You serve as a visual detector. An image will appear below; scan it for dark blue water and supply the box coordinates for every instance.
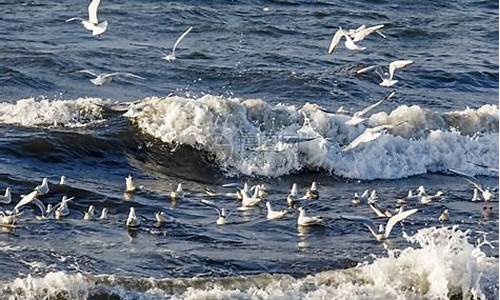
[0,1,498,299]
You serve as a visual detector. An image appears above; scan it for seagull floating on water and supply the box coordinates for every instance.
[83,205,96,221]
[73,70,144,86]
[170,183,184,200]
[305,182,319,200]
[266,202,287,220]
[99,208,108,220]
[155,211,168,224]
[343,208,418,241]
[201,199,230,225]
[126,207,140,228]
[54,196,74,220]
[0,187,12,204]
[297,207,323,226]
[131,26,193,62]
[59,176,66,185]
[65,0,108,36]
[35,178,49,196]
[438,209,449,222]
[125,175,137,193]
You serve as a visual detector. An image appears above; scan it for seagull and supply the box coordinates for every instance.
[376,60,414,87]
[240,186,262,208]
[73,70,145,86]
[343,209,418,241]
[345,90,396,126]
[201,199,230,225]
[266,202,287,220]
[472,188,481,201]
[65,0,108,36]
[125,175,136,193]
[328,27,365,54]
[420,191,444,204]
[368,202,392,218]
[83,205,96,221]
[0,187,12,204]
[13,191,43,215]
[343,122,406,152]
[287,183,299,205]
[347,24,386,42]
[126,207,140,228]
[35,178,49,196]
[99,208,108,220]
[297,207,323,226]
[131,26,193,62]
[397,190,418,204]
[59,176,66,185]
[438,209,449,222]
[464,178,493,202]
[155,211,168,223]
[351,193,361,206]
[0,211,17,227]
[368,190,379,204]
[170,183,184,200]
[54,196,74,220]
[305,182,319,200]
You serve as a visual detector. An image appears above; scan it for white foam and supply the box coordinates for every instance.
[1,227,496,299]
[125,95,498,179]
[0,97,107,127]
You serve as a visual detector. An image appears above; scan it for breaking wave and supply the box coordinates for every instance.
[1,227,497,299]
[0,96,498,179]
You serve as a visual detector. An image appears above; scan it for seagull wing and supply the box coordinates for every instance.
[384,208,417,239]
[343,130,381,152]
[342,215,378,235]
[65,17,84,23]
[74,69,98,78]
[328,28,345,54]
[222,183,241,188]
[201,199,222,215]
[88,0,101,24]
[343,32,365,51]
[104,72,145,80]
[464,178,485,193]
[30,198,47,217]
[356,65,377,75]
[172,26,193,56]
[351,24,384,42]
[388,60,413,80]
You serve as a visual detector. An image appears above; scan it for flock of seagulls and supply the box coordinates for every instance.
[0,162,495,242]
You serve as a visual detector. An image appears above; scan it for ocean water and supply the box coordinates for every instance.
[0,0,498,299]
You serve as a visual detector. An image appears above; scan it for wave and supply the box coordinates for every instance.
[0,96,498,179]
[1,227,497,299]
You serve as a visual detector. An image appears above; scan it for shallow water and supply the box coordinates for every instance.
[0,0,498,299]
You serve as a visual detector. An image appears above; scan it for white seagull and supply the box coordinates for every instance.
[59,176,66,185]
[125,175,136,193]
[155,211,168,223]
[126,207,140,228]
[345,91,396,126]
[35,178,49,196]
[368,202,393,218]
[0,187,12,204]
[83,205,96,220]
[472,188,481,201]
[297,207,323,226]
[99,208,108,220]
[438,209,449,222]
[54,196,74,220]
[131,26,193,62]
[376,60,414,87]
[343,208,418,241]
[328,27,365,54]
[287,183,299,205]
[65,0,108,36]
[170,183,184,200]
[240,186,263,208]
[464,178,493,202]
[266,202,287,220]
[73,70,144,86]
[305,182,319,200]
[201,199,230,225]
